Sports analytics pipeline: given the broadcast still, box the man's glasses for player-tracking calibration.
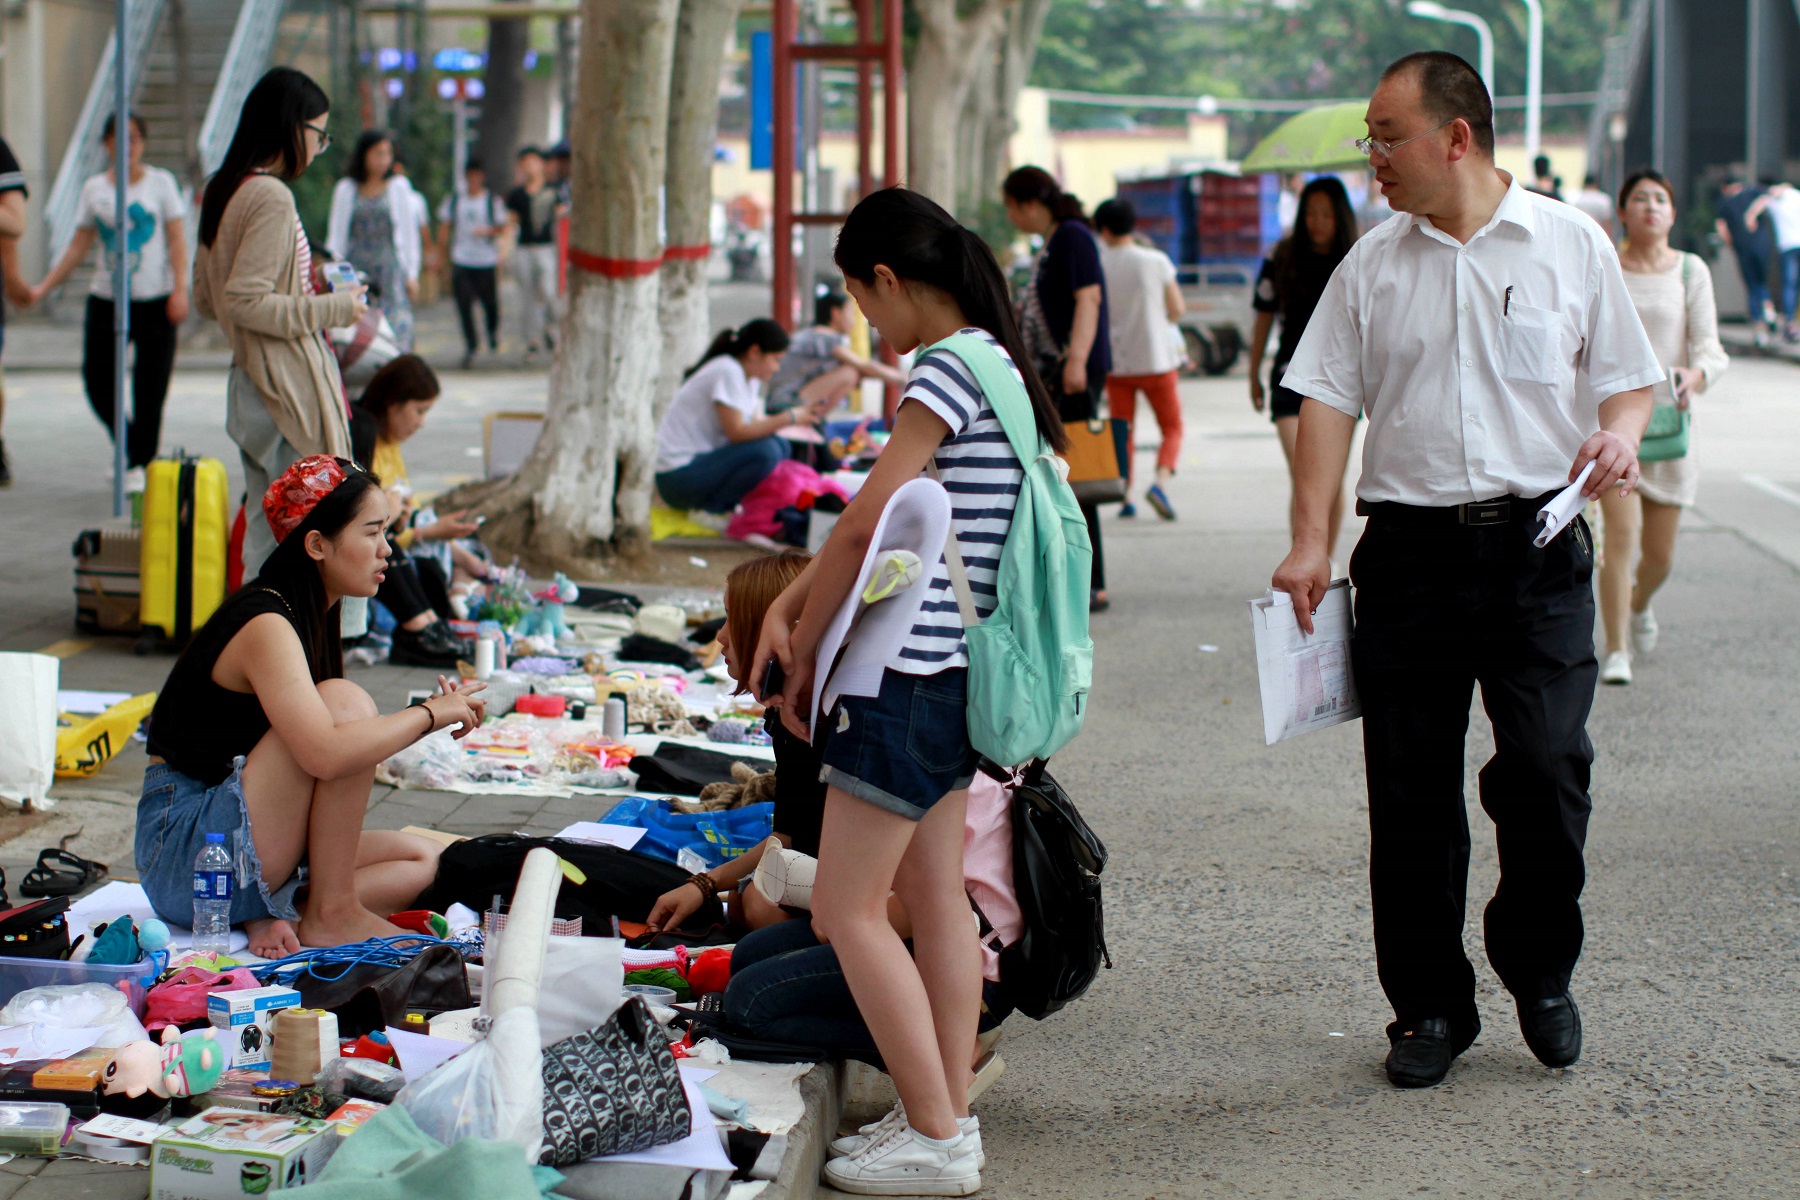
[304,123,332,152]
[1354,119,1454,160]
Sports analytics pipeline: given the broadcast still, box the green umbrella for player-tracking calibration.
[1240,101,1371,173]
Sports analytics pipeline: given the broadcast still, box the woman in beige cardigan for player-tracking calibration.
[195,67,367,576]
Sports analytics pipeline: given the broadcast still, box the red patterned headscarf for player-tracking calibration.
[263,455,349,545]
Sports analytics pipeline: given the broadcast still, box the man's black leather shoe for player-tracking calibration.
[1518,994,1581,1067]
[1385,1017,1456,1088]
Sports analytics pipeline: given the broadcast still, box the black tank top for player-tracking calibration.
[146,589,294,785]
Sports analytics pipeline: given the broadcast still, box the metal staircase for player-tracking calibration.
[42,0,286,271]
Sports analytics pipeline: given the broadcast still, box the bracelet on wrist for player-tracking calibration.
[687,873,719,903]
[409,698,435,736]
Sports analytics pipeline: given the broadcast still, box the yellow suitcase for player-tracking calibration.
[140,454,230,647]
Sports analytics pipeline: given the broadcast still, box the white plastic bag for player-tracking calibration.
[535,935,623,1047]
[396,1006,534,1147]
[0,654,58,808]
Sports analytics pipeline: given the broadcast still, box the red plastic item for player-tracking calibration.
[227,504,247,593]
[340,1034,398,1066]
[514,693,566,718]
[685,946,733,997]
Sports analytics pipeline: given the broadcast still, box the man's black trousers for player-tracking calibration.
[1349,496,1598,1045]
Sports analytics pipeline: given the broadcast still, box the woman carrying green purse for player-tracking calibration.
[1599,169,1730,686]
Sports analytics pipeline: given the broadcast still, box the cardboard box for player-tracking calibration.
[207,986,301,1071]
[151,1109,339,1199]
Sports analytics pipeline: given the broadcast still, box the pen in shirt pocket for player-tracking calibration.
[1504,285,1513,316]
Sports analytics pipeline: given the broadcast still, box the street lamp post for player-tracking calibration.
[1405,1,1495,98]
[1519,0,1543,165]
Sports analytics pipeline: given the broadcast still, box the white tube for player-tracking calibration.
[486,846,558,1017]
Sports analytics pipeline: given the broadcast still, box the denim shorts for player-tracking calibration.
[136,759,305,927]
[818,668,976,821]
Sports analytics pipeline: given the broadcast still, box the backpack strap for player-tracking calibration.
[925,460,981,628]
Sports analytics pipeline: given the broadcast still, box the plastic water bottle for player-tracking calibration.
[192,833,234,956]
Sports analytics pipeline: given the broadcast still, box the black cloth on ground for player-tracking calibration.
[619,633,702,671]
[416,835,729,934]
[574,586,641,615]
[145,588,289,785]
[630,744,770,796]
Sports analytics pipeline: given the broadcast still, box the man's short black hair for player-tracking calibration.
[517,145,544,160]
[1380,51,1494,158]
[1093,198,1136,237]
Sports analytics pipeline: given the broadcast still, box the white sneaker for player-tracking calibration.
[822,1121,981,1196]
[1600,650,1632,686]
[831,1106,983,1169]
[1631,607,1658,656]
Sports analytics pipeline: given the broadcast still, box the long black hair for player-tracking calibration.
[240,463,382,683]
[835,187,1066,453]
[1003,165,1087,225]
[199,68,329,247]
[685,318,790,379]
[1271,176,1358,303]
[346,130,396,184]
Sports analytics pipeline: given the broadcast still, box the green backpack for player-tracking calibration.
[925,332,1094,768]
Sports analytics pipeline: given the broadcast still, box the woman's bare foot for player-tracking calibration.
[245,918,301,959]
[297,900,411,948]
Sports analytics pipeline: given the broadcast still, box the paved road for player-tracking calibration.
[1,305,1796,1196]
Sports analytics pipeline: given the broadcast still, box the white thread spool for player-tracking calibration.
[603,696,626,740]
[474,637,496,680]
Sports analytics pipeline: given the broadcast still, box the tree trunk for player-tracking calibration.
[658,0,742,425]
[907,0,1010,213]
[478,5,531,177]
[955,0,1050,219]
[454,0,680,570]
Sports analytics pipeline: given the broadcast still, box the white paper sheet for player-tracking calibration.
[1249,579,1361,745]
[552,822,647,851]
[1534,461,1596,547]
[386,1026,473,1080]
[68,880,251,955]
[55,691,131,715]
[0,1023,105,1063]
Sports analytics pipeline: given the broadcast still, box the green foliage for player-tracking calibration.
[1031,0,1615,146]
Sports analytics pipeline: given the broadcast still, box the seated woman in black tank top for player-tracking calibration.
[138,456,486,958]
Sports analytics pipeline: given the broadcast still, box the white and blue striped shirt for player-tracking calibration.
[893,329,1025,675]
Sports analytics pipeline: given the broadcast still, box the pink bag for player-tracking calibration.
[725,460,848,541]
[143,965,262,1032]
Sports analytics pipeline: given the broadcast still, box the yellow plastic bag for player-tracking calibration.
[55,693,155,779]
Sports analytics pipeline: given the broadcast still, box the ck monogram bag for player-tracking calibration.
[538,997,692,1165]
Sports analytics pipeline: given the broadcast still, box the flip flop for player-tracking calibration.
[20,848,107,898]
[862,550,923,604]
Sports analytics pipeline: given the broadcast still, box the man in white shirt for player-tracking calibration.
[1094,198,1185,519]
[437,162,505,368]
[1745,181,1800,340]
[1272,52,1662,1091]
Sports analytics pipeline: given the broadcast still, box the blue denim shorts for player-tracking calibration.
[818,668,976,821]
[136,759,306,927]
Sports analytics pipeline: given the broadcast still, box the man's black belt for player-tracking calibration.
[1356,492,1557,527]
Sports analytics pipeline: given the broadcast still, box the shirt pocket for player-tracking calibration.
[1499,300,1573,386]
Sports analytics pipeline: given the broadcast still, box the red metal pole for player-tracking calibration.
[855,0,873,198]
[882,0,901,188]
[772,0,797,328]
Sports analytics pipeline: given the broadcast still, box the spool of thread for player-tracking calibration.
[71,1132,150,1164]
[603,696,626,740]
[271,1008,340,1085]
[474,637,496,680]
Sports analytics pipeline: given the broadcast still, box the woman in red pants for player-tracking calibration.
[1094,198,1185,520]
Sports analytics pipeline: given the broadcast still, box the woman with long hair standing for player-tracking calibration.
[195,67,367,577]
[1248,175,1360,557]
[326,130,422,352]
[1003,165,1112,610]
[27,112,187,486]
[753,187,1069,1195]
[1598,169,1729,685]
[137,457,483,958]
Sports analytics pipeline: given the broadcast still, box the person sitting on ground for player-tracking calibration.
[347,354,486,666]
[644,552,826,936]
[137,455,487,958]
[766,289,905,417]
[654,319,829,515]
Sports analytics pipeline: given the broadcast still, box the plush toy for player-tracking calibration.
[103,1026,224,1100]
[517,573,579,642]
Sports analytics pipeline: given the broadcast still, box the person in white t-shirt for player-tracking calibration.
[28,112,188,484]
[1093,197,1185,520]
[655,320,825,514]
[1572,175,1615,239]
[436,161,506,367]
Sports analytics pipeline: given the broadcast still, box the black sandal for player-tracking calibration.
[20,848,107,898]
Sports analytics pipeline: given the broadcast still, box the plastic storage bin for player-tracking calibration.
[0,1101,69,1155]
[0,955,148,1016]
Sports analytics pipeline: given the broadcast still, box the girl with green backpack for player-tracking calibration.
[752,187,1077,1196]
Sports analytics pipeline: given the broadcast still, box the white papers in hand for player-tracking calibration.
[1534,462,1596,548]
[1249,579,1361,745]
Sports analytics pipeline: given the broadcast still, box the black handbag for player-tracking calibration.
[538,997,692,1165]
[292,943,471,1038]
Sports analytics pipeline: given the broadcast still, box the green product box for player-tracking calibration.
[150,1108,339,1199]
